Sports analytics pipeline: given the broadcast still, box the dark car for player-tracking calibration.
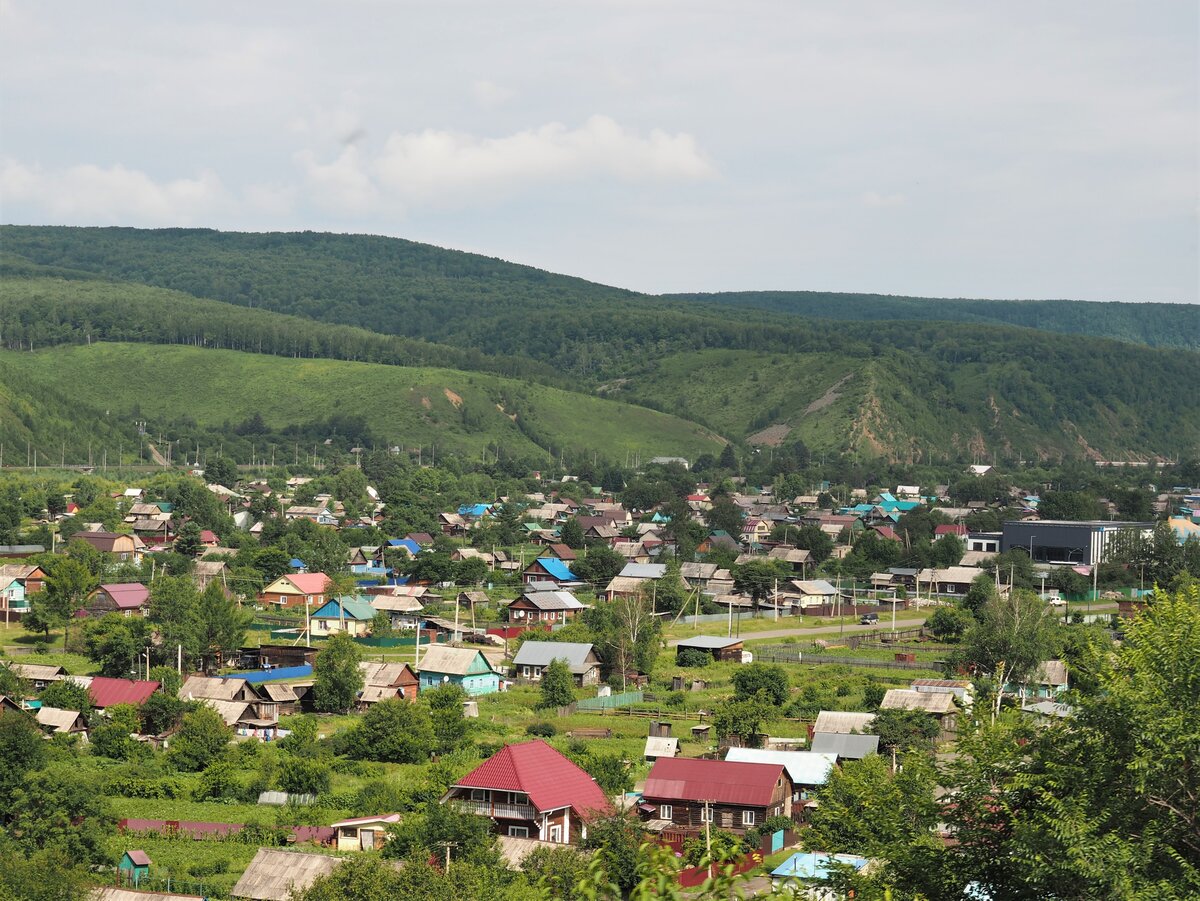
[859,613,879,625]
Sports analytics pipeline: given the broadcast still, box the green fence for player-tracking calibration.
[576,691,644,711]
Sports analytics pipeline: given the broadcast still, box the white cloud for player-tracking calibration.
[0,159,228,224]
[471,79,514,106]
[294,146,379,215]
[367,115,715,207]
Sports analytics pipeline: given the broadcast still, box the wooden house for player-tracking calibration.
[231,848,343,900]
[257,573,331,609]
[330,813,401,851]
[418,646,501,696]
[511,641,601,686]
[71,531,145,562]
[358,662,419,706]
[640,757,792,834]
[521,557,579,587]
[35,705,89,738]
[442,740,611,843]
[83,583,150,618]
[675,636,744,664]
[118,850,152,885]
[505,589,587,624]
[310,596,376,636]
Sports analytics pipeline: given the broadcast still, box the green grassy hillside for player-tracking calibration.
[606,348,1200,463]
[0,344,724,463]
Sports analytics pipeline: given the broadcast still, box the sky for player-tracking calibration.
[1,1,1197,303]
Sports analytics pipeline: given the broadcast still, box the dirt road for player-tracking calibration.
[667,616,928,646]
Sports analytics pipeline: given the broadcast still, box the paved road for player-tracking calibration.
[667,616,927,646]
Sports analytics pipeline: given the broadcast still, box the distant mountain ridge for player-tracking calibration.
[0,225,1196,464]
[666,291,1199,350]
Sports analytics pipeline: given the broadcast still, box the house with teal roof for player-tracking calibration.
[311,596,377,637]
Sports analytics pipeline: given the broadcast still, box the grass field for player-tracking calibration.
[1,341,724,461]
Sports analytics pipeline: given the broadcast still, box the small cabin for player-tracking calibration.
[330,813,401,851]
[119,850,151,885]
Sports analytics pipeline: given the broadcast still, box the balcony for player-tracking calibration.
[452,799,536,820]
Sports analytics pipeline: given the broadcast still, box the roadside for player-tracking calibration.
[666,616,927,646]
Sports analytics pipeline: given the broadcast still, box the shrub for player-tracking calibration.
[525,722,557,737]
[675,647,711,668]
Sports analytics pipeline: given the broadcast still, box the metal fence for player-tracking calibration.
[576,691,644,710]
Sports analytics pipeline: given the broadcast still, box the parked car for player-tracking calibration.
[859,613,879,625]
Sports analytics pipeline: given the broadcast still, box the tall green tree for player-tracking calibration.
[957,588,1060,688]
[168,704,232,771]
[38,557,97,648]
[313,632,363,713]
[537,658,575,710]
[193,581,253,670]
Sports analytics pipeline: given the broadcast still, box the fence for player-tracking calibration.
[754,646,944,672]
[577,691,644,710]
[225,664,312,683]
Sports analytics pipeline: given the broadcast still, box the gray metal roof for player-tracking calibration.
[512,641,597,671]
[619,563,667,579]
[676,635,742,650]
[809,732,880,760]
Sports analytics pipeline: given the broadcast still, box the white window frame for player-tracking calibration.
[508,826,529,838]
[659,804,673,820]
[742,810,756,827]
[700,806,713,823]
[470,788,487,801]
[549,824,563,843]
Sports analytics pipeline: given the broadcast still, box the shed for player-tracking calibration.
[118,850,151,884]
[809,731,881,761]
[675,636,744,663]
[330,813,401,851]
[644,736,679,760]
[812,710,875,734]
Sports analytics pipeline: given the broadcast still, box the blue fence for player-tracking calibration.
[224,665,312,683]
[576,691,644,710]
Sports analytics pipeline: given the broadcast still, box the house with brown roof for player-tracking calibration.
[35,705,89,738]
[71,531,145,562]
[442,740,611,843]
[88,677,159,710]
[505,589,588,624]
[640,757,793,835]
[357,662,419,707]
[0,563,46,594]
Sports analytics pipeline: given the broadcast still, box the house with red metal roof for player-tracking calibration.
[83,583,150,618]
[88,676,160,710]
[441,739,611,844]
[639,757,793,835]
[257,573,332,609]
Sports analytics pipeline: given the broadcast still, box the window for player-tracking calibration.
[700,806,712,823]
[470,789,487,801]
[508,826,529,838]
[742,811,756,827]
[549,824,563,843]
[659,805,673,820]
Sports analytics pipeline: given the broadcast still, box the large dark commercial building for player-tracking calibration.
[1001,520,1155,566]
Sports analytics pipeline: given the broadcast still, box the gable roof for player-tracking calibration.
[880,689,957,714]
[230,848,342,900]
[453,739,611,819]
[812,710,875,734]
[283,573,330,594]
[360,661,417,687]
[723,748,836,786]
[419,645,497,677]
[643,757,786,807]
[180,675,252,702]
[618,563,667,580]
[513,590,586,611]
[311,597,376,620]
[89,677,159,708]
[526,557,577,581]
[676,635,742,650]
[512,641,597,672]
[97,583,150,608]
[35,705,86,733]
[809,731,881,759]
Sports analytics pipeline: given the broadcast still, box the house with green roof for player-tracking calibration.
[311,596,377,637]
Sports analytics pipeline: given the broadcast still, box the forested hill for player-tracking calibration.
[666,291,1200,350]
[2,225,1195,351]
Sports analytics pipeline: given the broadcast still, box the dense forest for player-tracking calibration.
[667,290,1200,350]
[0,226,1196,464]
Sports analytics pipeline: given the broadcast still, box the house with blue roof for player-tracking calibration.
[386,538,422,557]
[521,556,579,586]
[457,503,493,519]
[311,596,377,637]
[290,558,307,572]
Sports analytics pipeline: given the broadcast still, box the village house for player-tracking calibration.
[3,662,66,690]
[418,645,501,696]
[231,848,344,901]
[257,573,331,609]
[0,575,27,620]
[71,531,145,562]
[330,814,401,851]
[675,636,745,664]
[35,705,89,739]
[358,662,419,707]
[724,748,837,808]
[0,563,46,594]
[511,641,602,686]
[367,594,424,631]
[442,739,611,843]
[880,689,959,739]
[310,596,376,636]
[640,757,792,834]
[505,589,588,624]
[520,556,579,587]
[88,677,159,711]
[767,546,813,576]
[83,583,150,618]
